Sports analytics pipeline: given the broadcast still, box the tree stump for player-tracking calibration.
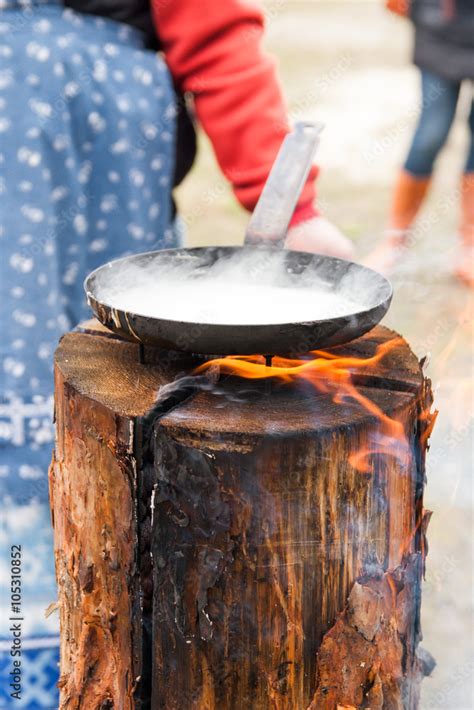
[50,322,435,710]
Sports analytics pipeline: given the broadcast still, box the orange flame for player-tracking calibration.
[194,338,412,473]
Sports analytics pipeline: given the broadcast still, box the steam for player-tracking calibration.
[90,249,389,326]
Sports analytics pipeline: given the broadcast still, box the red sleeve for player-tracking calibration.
[151,0,318,216]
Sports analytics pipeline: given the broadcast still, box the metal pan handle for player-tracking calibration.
[244,121,323,247]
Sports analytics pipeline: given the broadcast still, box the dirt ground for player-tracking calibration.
[176,2,474,708]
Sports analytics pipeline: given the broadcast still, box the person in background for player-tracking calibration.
[71,0,354,257]
[368,0,474,285]
[0,1,351,706]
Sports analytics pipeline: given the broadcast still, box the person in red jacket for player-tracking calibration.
[66,0,353,255]
[151,0,354,258]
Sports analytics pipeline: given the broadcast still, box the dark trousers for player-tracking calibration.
[405,69,474,176]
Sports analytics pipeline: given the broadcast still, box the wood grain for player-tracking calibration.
[50,322,434,709]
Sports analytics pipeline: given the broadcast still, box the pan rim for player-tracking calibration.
[84,246,393,330]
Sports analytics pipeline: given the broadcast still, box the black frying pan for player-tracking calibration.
[85,124,392,355]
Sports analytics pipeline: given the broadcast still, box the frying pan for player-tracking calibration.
[85,123,392,355]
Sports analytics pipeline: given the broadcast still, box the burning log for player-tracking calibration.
[50,321,435,709]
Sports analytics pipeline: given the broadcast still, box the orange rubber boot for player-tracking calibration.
[388,170,432,231]
[455,174,474,288]
[364,170,431,274]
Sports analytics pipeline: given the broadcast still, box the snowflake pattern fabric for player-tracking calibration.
[0,2,176,706]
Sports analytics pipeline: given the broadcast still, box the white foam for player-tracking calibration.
[110,280,358,325]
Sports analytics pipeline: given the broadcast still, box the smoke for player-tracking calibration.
[86,247,391,326]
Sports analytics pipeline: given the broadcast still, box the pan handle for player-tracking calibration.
[244,121,324,247]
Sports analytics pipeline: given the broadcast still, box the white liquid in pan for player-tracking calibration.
[111,281,359,325]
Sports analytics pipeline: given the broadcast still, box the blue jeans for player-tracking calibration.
[405,70,474,176]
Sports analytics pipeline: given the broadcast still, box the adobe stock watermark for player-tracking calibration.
[363,80,446,165]
[8,545,23,701]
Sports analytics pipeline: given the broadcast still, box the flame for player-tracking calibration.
[194,338,412,473]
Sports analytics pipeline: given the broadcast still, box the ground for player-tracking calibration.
[175,2,474,708]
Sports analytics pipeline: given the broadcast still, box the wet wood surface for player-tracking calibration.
[50,321,434,709]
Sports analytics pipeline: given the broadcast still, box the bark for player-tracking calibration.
[308,554,433,710]
[50,321,192,709]
[50,322,435,710]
